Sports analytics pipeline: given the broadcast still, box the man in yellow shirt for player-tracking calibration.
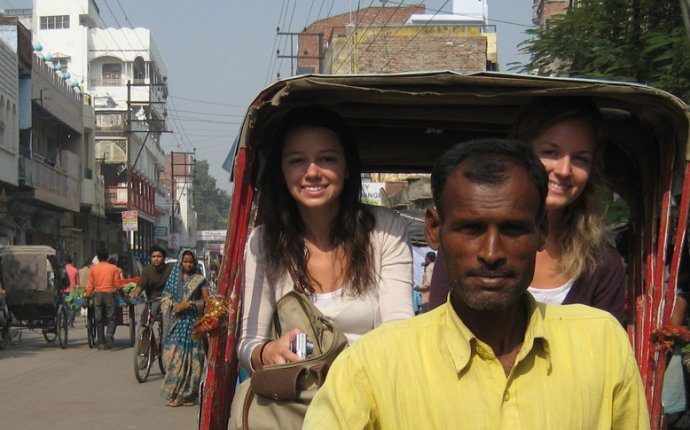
[304,138,649,429]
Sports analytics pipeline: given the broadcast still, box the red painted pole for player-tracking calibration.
[199,148,255,429]
[649,161,690,429]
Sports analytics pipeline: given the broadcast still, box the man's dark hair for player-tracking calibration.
[431,138,548,219]
[426,251,436,262]
[149,245,167,257]
[96,248,109,262]
[64,256,72,264]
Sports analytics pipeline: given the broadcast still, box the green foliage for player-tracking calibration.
[192,160,231,230]
[518,0,690,102]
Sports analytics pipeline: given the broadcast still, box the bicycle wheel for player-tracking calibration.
[156,322,166,374]
[57,305,68,349]
[133,327,153,383]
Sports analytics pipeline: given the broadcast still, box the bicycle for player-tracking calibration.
[133,297,165,383]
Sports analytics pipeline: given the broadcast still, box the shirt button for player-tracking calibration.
[503,392,511,402]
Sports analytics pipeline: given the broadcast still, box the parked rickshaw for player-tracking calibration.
[199,72,690,430]
[0,245,69,348]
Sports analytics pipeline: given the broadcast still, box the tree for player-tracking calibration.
[192,160,231,230]
[519,0,690,102]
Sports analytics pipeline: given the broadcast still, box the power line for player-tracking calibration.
[381,0,451,71]
[167,108,245,118]
[266,0,288,85]
[167,95,247,109]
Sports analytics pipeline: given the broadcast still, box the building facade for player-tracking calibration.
[297,2,497,75]
[30,0,178,265]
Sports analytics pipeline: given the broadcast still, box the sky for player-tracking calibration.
[1,0,535,192]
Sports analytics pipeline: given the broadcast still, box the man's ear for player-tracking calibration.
[425,207,441,251]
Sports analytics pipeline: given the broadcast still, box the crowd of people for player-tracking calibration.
[64,244,209,408]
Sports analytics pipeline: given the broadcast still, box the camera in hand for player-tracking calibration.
[289,332,314,359]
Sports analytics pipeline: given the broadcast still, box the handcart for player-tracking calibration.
[0,246,69,348]
[77,277,138,348]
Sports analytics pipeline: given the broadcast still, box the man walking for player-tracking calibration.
[304,139,649,429]
[85,248,122,350]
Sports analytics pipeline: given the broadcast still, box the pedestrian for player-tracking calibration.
[160,249,208,407]
[130,245,172,326]
[78,258,92,294]
[84,248,122,350]
[414,251,436,313]
[304,138,649,429]
[63,256,79,327]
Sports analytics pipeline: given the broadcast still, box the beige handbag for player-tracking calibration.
[230,289,348,430]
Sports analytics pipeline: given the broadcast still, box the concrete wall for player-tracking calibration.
[299,5,423,73]
[0,37,18,186]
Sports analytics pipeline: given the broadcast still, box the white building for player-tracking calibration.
[31,0,176,262]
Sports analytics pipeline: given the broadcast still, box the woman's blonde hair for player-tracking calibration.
[511,97,607,279]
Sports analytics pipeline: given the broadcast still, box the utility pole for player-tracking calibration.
[169,150,195,253]
[277,31,325,75]
[126,80,171,271]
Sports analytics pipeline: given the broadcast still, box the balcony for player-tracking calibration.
[105,186,128,209]
[19,155,80,212]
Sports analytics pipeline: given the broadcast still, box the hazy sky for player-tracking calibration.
[2,0,535,192]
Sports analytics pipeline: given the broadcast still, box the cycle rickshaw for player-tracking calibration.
[197,71,690,430]
[0,245,69,348]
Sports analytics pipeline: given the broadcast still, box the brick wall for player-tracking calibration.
[297,5,424,73]
[533,0,569,26]
[327,25,488,74]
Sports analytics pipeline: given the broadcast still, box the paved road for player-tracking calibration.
[0,311,198,429]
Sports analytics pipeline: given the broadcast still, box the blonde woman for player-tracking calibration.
[429,98,625,323]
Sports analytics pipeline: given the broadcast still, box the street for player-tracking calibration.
[0,310,198,429]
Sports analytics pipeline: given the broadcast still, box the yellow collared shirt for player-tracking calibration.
[304,295,650,430]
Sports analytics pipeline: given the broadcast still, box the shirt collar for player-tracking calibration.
[443,293,552,374]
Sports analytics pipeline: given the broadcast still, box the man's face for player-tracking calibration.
[425,163,545,311]
[150,251,165,267]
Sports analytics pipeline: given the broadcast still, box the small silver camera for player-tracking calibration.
[289,332,315,359]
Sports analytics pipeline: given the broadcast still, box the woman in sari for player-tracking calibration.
[160,249,209,407]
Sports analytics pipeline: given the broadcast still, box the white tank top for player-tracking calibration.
[527,278,575,305]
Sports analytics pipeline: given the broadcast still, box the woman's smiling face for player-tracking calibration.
[531,118,596,212]
[281,126,347,213]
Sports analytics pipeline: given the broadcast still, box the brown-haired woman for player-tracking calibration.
[238,106,414,370]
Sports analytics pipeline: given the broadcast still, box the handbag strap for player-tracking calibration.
[241,387,255,430]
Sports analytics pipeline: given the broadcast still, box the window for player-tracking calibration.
[102,63,122,86]
[40,15,70,30]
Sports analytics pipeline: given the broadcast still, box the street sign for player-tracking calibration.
[121,210,138,232]
[197,230,226,241]
[154,226,168,237]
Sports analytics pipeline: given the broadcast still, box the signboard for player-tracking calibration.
[121,210,138,232]
[361,182,386,206]
[169,233,180,249]
[197,230,226,241]
[154,226,168,237]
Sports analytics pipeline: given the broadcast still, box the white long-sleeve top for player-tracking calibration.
[238,205,414,371]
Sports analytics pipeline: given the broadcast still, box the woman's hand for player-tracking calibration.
[255,328,303,368]
[172,301,192,313]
